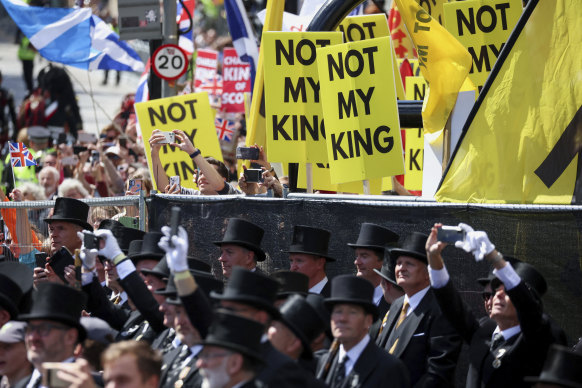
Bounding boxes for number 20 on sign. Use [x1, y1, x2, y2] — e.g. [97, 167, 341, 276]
[152, 44, 189, 81]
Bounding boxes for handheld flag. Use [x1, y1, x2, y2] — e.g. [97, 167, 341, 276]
[177, 0, 195, 54]
[394, 0, 471, 133]
[9, 142, 37, 167]
[134, 59, 150, 104]
[1, 0, 144, 72]
[436, 0, 582, 204]
[215, 117, 235, 142]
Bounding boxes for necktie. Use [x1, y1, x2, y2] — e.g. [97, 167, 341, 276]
[377, 310, 390, 336]
[490, 332, 505, 351]
[113, 294, 121, 305]
[167, 345, 192, 383]
[388, 300, 410, 354]
[332, 356, 348, 388]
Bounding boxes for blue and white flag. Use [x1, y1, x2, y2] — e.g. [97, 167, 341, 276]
[1, 0, 144, 72]
[224, 0, 258, 91]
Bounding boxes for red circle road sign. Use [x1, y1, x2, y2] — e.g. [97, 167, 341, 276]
[152, 44, 189, 81]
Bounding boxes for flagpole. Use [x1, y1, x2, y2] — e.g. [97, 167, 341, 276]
[10, 162, 16, 191]
[306, 163, 313, 194]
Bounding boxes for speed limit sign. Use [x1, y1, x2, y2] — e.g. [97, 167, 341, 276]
[152, 44, 189, 80]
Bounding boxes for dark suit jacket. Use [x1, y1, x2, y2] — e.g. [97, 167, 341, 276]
[160, 346, 202, 388]
[316, 339, 410, 388]
[319, 279, 331, 298]
[377, 289, 462, 387]
[433, 280, 554, 388]
[369, 299, 391, 341]
[118, 270, 165, 333]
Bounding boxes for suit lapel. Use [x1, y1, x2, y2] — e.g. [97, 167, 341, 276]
[342, 341, 378, 388]
[387, 291, 433, 357]
[377, 296, 403, 348]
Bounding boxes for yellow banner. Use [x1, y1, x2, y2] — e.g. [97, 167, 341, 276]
[317, 37, 404, 184]
[436, 0, 582, 204]
[135, 93, 223, 189]
[404, 76, 427, 192]
[297, 163, 383, 194]
[263, 32, 343, 164]
[443, 0, 522, 94]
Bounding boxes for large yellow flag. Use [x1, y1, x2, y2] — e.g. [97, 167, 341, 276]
[394, 0, 472, 133]
[436, 0, 582, 204]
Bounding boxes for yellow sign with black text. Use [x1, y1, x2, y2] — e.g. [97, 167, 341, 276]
[443, 0, 522, 94]
[135, 93, 223, 189]
[317, 37, 404, 184]
[263, 31, 343, 164]
[297, 163, 383, 194]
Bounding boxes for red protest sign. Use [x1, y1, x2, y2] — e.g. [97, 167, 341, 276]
[221, 48, 251, 113]
[194, 49, 218, 90]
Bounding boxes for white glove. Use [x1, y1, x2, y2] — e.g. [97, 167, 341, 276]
[158, 226, 189, 273]
[454, 223, 495, 261]
[94, 229, 123, 260]
[77, 232, 98, 269]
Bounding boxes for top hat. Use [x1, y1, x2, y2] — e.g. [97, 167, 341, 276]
[155, 274, 178, 297]
[129, 232, 165, 263]
[477, 256, 521, 286]
[0, 262, 33, 319]
[167, 270, 224, 304]
[213, 218, 266, 262]
[210, 267, 280, 318]
[44, 198, 92, 231]
[126, 240, 143, 260]
[98, 221, 145, 254]
[201, 311, 265, 363]
[525, 345, 582, 388]
[271, 270, 309, 298]
[491, 261, 547, 297]
[348, 223, 399, 250]
[80, 317, 117, 345]
[286, 225, 334, 261]
[141, 257, 170, 280]
[324, 275, 378, 320]
[373, 248, 401, 288]
[389, 232, 429, 264]
[19, 283, 87, 341]
[278, 294, 327, 359]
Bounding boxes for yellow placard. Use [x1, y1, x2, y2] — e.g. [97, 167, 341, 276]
[317, 37, 404, 184]
[135, 93, 223, 189]
[263, 32, 343, 164]
[443, 0, 522, 94]
[297, 163, 383, 194]
[403, 76, 426, 192]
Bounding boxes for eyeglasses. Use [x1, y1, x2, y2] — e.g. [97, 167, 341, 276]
[26, 323, 70, 336]
[481, 292, 493, 301]
[198, 351, 232, 361]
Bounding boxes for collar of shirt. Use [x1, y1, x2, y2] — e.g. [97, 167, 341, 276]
[26, 369, 41, 388]
[404, 286, 430, 316]
[338, 334, 370, 377]
[184, 344, 203, 365]
[172, 336, 182, 348]
[261, 333, 269, 343]
[373, 284, 383, 306]
[493, 325, 521, 341]
[309, 276, 328, 294]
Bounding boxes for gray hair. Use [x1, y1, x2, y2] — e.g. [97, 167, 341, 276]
[17, 182, 47, 201]
[39, 166, 60, 182]
[58, 178, 90, 199]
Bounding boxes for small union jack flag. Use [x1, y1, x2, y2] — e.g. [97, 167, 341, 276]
[9, 142, 37, 167]
[215, 117, 236, 142]
[197, 75, 223, 96]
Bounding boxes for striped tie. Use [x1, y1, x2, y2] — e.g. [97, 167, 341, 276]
[388, 301, 409, 354]
[377, 310, 390, 336]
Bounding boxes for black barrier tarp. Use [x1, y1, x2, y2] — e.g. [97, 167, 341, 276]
[149, 195, 582, 345]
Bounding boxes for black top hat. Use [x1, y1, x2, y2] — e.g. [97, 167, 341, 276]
[373, 249, 401, 289]
[286, 225, 334, 261]
[271, 270, 309, 298]
[211, 267, 280, 318]
[525, 345, 582, 388]
[348, 223, 399, 250]
[278, 294, 327, 359]
[99, 221, 146, 254]
[477, 256, 521, 286]
[213, 218, 266, 262]
[0, 262, 33, 319]
[126, 240, 143, 260]
[491, 261, 547, 297]
[324, 275, 378, 320]
[19, 283, 87, 341]
[389, 232, 429, 264]
[155, 274, 178, 297]
[44, 198, 92, 231]
[167, 270, 224, 305]
[130, 232, 165, 263]
[141, 257, 170, 279]
[202, 311, 265, 363]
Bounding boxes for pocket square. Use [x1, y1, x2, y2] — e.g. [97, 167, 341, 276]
[413, 332, 426, 337]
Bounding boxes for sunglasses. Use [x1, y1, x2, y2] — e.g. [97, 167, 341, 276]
[481, 291, 493, 301]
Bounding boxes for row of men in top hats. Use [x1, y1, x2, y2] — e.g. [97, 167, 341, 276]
[0, 196, 580, 388]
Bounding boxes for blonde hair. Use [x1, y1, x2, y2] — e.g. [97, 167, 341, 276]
[58, 178, 90, 199]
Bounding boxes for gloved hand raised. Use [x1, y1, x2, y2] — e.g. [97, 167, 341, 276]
[158, 225, 189, 273]
[454, 223, 495, 261]
[93, 229, 123, 261]
[77, 231, 97, 270]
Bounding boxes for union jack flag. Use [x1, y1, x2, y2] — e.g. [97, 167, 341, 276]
[197, 75, 223, 97]
[9, 142, 37, 167]
[215, 117, 236, 142]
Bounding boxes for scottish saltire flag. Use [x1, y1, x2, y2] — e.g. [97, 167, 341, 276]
[1, 0, 144, 72]
[224, 0, 258, 91]
[177, 0, 195, 54]
[9, 142, 37, 167]
[215, 117, 235, 142]
[135, 59, 150, 103]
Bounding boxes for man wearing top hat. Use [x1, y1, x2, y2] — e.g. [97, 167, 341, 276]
[214, 218, 267, 279]
[348, 223, 399, 320]
[287, 225, 334, 297]
[369, 252, 404, 341]
[0, 262, 33, 328]
[377, 232, 462, 388]
[316, 275, 409, 388]
[44, 197, 92, 255]
[19, 282, 87, 388]
[197, 312, 267, 388]
[426, 223, 556, 388]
